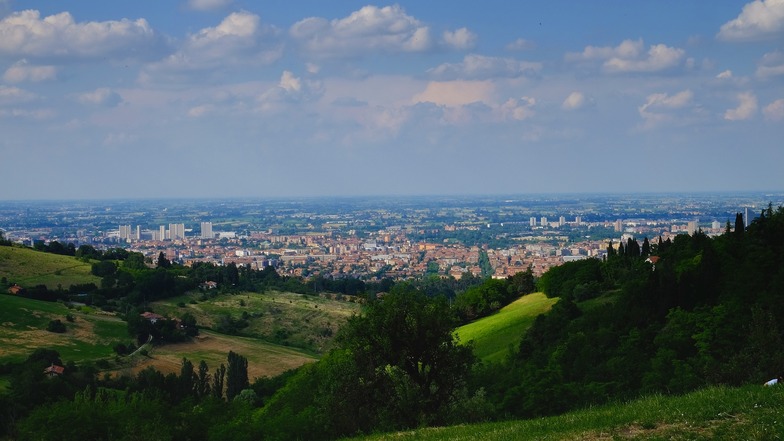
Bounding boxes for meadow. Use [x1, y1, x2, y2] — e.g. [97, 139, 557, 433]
[0, 246, 100, 289]
[0, 294, 126, 364]
[152, 290, 361, 353]
[455, 293, 557, 363]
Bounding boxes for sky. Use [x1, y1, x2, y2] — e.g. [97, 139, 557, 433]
[0, 0, 783, 200]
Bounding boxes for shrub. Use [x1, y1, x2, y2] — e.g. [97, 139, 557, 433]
[47, 319, 66, 333]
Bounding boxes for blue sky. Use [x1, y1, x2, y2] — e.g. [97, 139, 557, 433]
[0, 0, 782, 199]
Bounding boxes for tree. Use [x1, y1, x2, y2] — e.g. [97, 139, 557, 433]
[641, 237, 651, 257]
[226, 351, 249, 401]
[734, 212, 744, 239]
[196, 360, 211, 399]
[156, 252, 171, 269]
[212, 363, 226, 400]
[336, 285, 475, 429]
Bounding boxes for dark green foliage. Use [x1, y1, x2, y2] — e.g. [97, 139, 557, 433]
[258, 284, 476, 439]
[46, 319, 66, 333]
[226, 351, 249, 401]
[496, 205, 784, 419]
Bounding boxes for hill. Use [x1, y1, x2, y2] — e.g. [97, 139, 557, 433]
[455, 292, 557, 363]
[0, 246, 99, 289]
[357, 384, 784, 440]
[0, 294, 126, 364]
[151, 290, 361, 353]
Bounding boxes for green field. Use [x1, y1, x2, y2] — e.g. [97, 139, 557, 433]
[455, 293, 557, 363]
[152, 290, 361, 353]
[0, 246, 100, 289]
[0, 294, 127, 364]
[358, 385, 784, 440]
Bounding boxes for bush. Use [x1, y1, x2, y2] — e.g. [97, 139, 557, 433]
[47, 319, 66, 333]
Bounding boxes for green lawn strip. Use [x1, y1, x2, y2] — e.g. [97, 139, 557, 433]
[356, 385, 784, 440]
[455, 293, 557, 363]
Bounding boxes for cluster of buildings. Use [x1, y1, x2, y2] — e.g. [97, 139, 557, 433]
[110, 215, 726, 282]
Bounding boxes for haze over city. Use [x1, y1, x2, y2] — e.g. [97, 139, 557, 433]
[1, 0, 783, 200]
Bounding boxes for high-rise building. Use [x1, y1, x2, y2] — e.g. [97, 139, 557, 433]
[614, 219, 623, 232]
[201, 222, 213, 239]
[529, 217, 537, 227]
[687, 220, 698, 236]
[169, 223, 185, 240]
[119, 225, 132, 241]
[540, 216, 548, 226]
[159, 225, 166, 241]
[135, 225, 141, 241]
[575, 216, 582, 226]
[559, 216, 566, 227]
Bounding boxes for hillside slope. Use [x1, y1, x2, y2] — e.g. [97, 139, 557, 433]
[455, 292, 557, 363]
[0, 246, 99, 289]
[358, 385, 784, 440]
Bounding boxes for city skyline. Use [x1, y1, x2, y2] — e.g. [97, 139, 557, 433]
[1, 1, 783, 200]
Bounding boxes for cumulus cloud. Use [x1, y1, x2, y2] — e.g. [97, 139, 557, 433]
[562, 91, 587, 110]
[763, 98, 784, 120]
[3, 59, 56, 82]
[257, 70, 324, 111]
[427, 54, 541, 80]
[717, 0, 784, 41]
[566, 38, 685, 73]
[506, 38, 535, 51]
[148, 11, 281, 73]
[498, 96, 536, 121]
[290, 5, 432, 57]
[724, 92, 758, 120]
[187, 0, 233, 11]
[0, 10, 161, 61]
[412, 80, 495, 107]
[76, 88, 123, 107]
[756, 50, 784, 78]
[442, 27, 476, 49]
[638, 89, 694, 127]
[716, 69, 733, 79]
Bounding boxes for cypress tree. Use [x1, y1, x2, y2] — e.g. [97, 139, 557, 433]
[226, 351, 249, 401]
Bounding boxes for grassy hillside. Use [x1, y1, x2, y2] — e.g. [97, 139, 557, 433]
[151, 290, 361, 353]
[0, 246, 100, 289]
[0, 294, 126, 364]
[455, 293, 557, 363]
[358, 385, 784, 440]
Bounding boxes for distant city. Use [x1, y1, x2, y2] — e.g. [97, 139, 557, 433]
[1, 193, 781, 280]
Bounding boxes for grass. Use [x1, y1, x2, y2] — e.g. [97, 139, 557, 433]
[119, 330, 318, 381]
[0, 246, 100, 289]
[357, 385, 784, 440]
[455, 293, 557, 363]
[0, 294, 127, 364]
[151, 290, 361, 353]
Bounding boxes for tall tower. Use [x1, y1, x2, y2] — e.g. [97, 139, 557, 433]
[201, 222, 213, 239]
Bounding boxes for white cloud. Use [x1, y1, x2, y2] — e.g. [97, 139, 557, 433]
[506, 38, 534, 51]
[427, 54, 541, 80]
[412, 80, 495, 107]
[566, 39, 685, 73]
[562, 91, 586, 110]
[498, 96, 536, 121]
[187, 104, 213, 117]
[756, 50, 784, 78]
[716, 69, 733, 79]
[77, 88, 123, 107]
[0, 10, 160, 60]
[147, 11, 281, 73]
[442, 27, 476, 49]
[763, 98, 784, 120]
[717, 0, 784, 41]
[290, 5, 433, 57]
[638, 89, 694, 127]
[187, 0, 233, 11]
[3, 59, 56, 82]
[0, 85, 37, 104]
[257, 70, 324, 111]
[724, 92, 758, 120]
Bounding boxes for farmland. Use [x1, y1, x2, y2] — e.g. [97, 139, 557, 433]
[0, 246, 100, 289]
